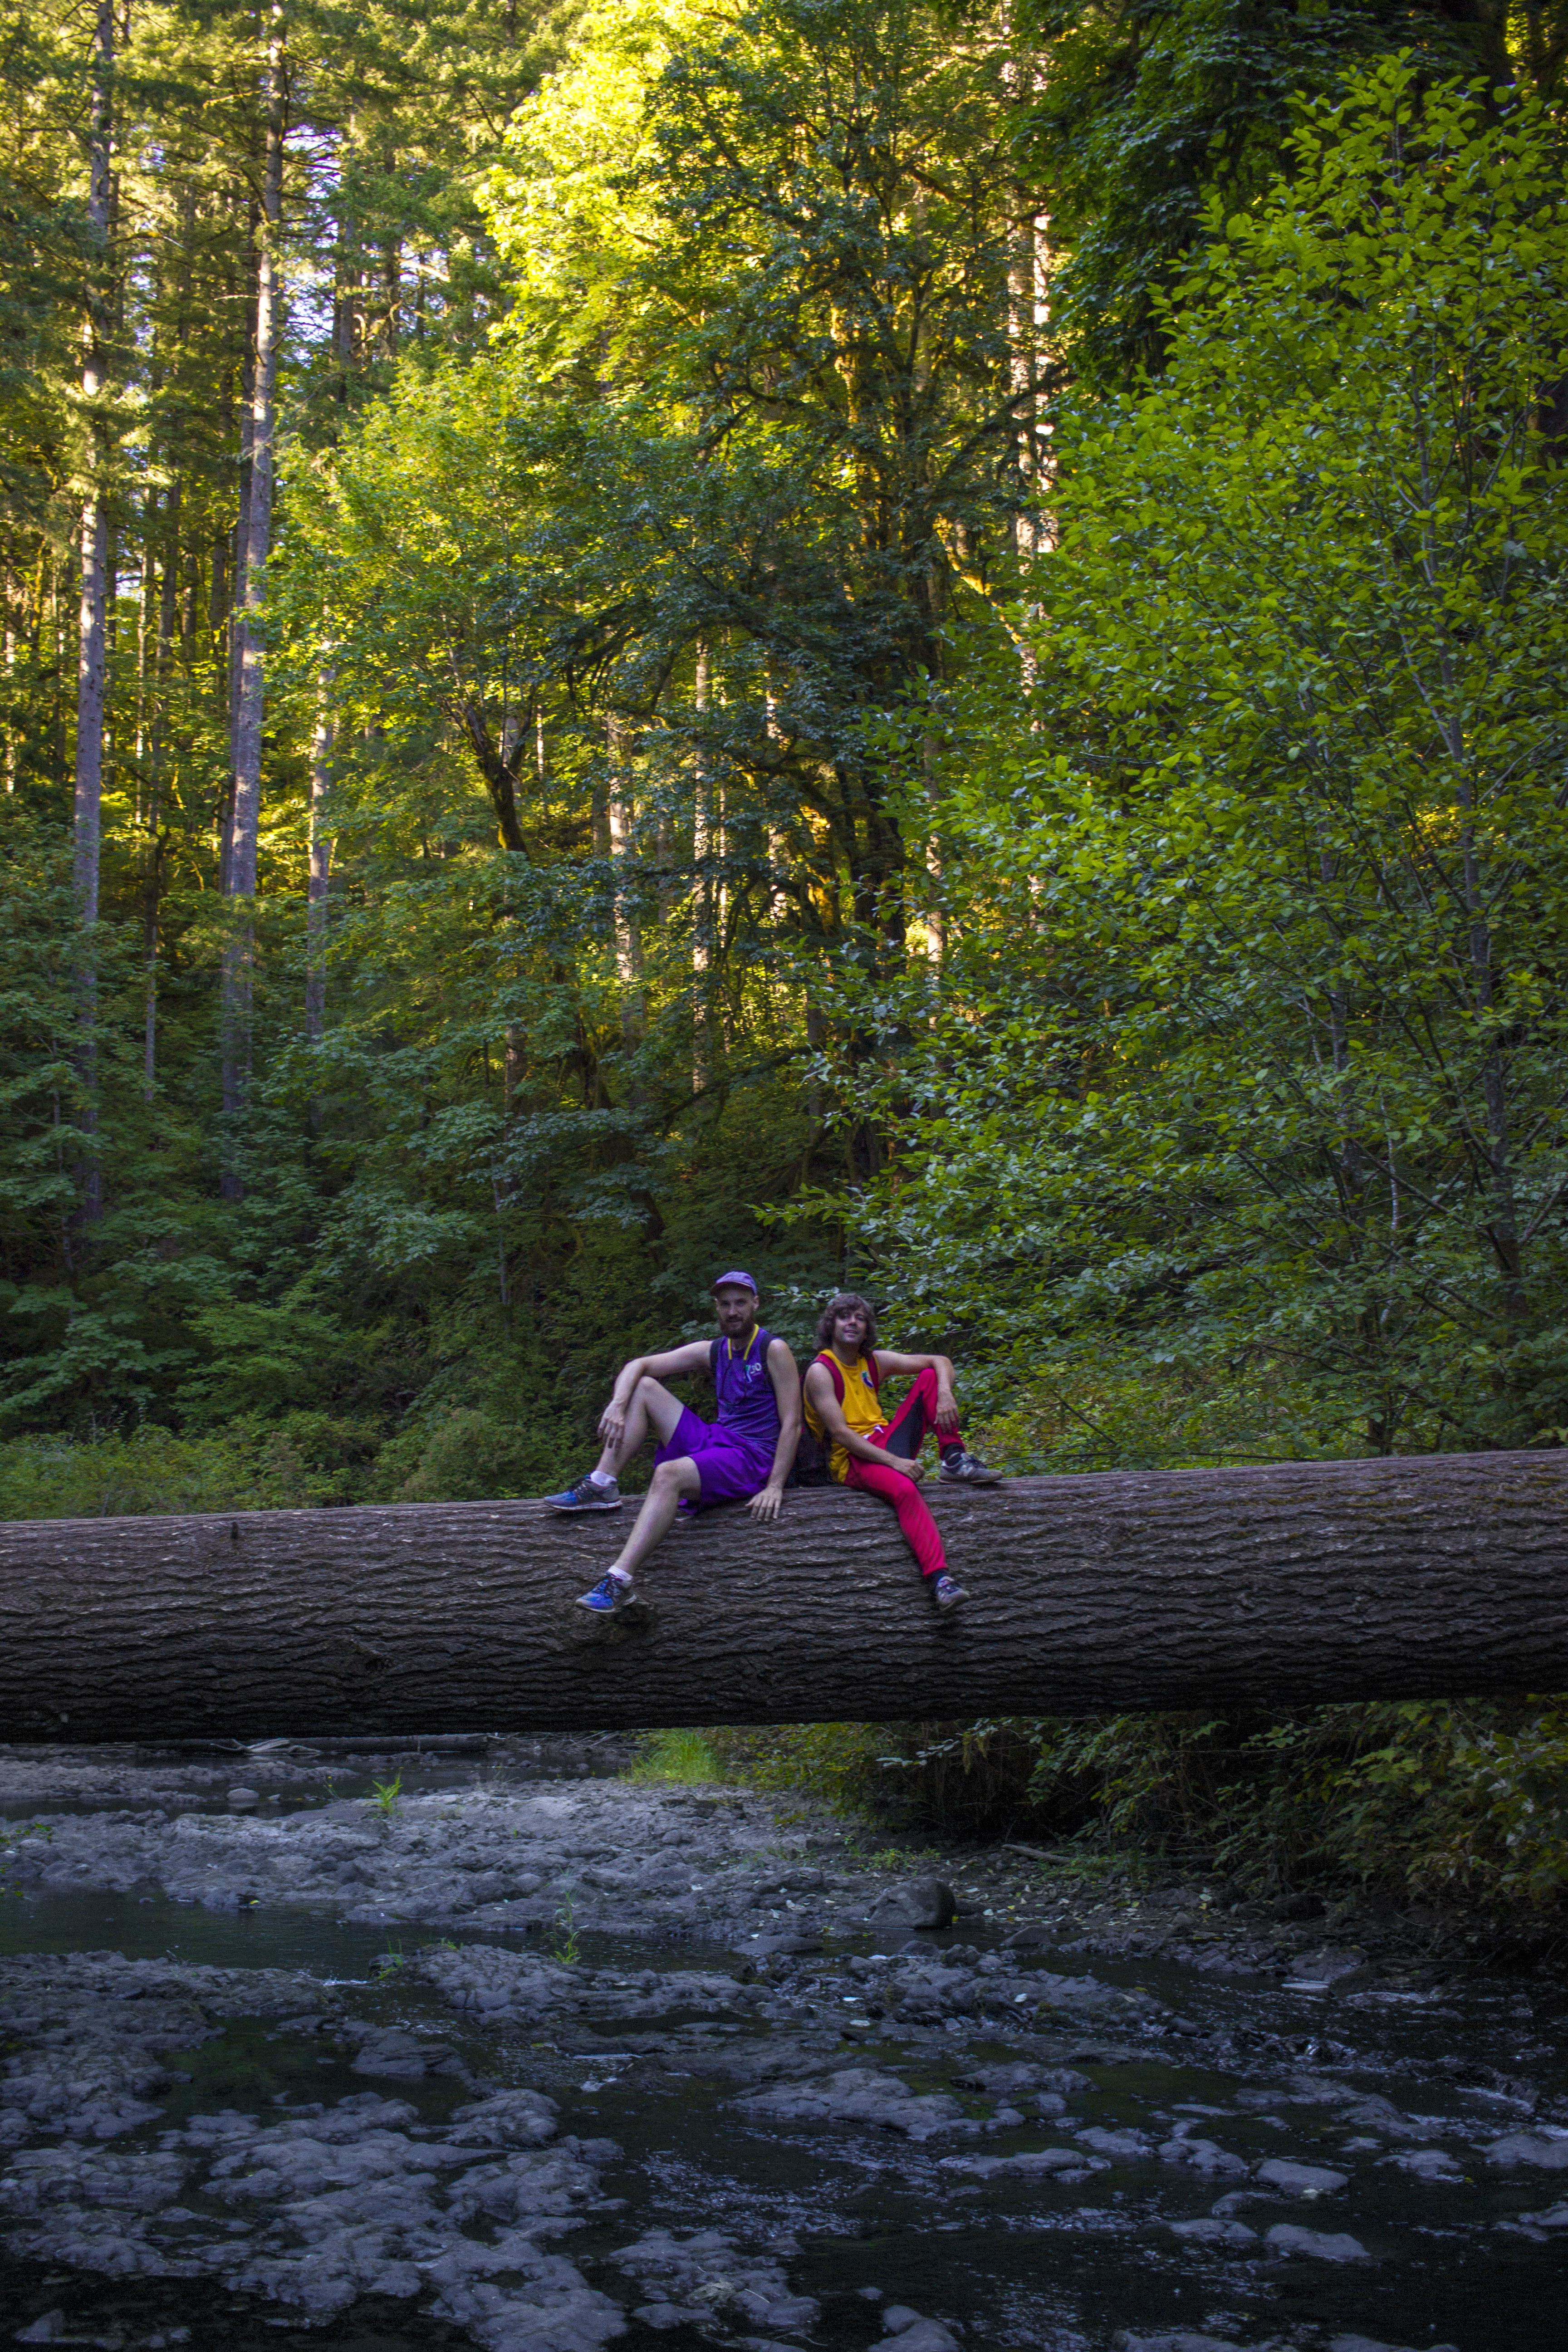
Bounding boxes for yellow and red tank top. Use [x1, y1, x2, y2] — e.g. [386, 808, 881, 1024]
[802, 1347, 883, 1483]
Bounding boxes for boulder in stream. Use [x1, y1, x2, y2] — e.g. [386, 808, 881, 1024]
[870, 1876, 956, 1929]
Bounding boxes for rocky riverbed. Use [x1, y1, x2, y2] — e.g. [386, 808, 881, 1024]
[1, 1736, 1563, 2352]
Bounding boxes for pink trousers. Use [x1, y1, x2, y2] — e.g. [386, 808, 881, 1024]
[842, 1366, 960, 1581]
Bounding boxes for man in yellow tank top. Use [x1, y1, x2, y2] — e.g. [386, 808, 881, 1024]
[802, 1292, 1001, 1611]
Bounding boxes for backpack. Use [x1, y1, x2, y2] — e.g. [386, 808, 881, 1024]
[791, 1347, 879, 1487]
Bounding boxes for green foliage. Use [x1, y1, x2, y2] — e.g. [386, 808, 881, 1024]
[976, 1350, 1333, 1473]
[549, 1891, 581, 1963]
[625, 1728, 724, 1782]
[721, 1700, 1568, 1913]
[710, 1721, 896, 1813]
[0, 1424, 331, 1519]
[813, 65, 1568, 1460]
[0, 1818, 51, 1899]
[370, 1772, 404, 1821]
[713, 1717, 1046, 1835]
[1025, 1700, 1568, 1911]
[1020, 0, 1540, 385]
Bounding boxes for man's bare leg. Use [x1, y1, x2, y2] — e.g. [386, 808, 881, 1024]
[610, 1454, 703, 1583]
[593, 1375, 686, 1479]
[575, 1385, 704, 1608]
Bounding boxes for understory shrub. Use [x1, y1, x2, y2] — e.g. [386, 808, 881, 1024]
[0, 1426, 333, 1518]
[716, 1701, 1568, 1915]
[710, 1719, 1045, 1838]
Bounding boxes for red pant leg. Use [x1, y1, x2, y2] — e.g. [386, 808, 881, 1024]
[880, 1365, 961, 1461]
[844, 1450, 947, 1579]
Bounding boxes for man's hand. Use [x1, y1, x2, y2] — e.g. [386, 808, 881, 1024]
[747, 1482, 786, 1523]
[597, 1397, 628, 1450]
[899, 1455, 926, 1483]
[934, 1385, 960, 1436]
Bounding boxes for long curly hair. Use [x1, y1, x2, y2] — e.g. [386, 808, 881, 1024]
[815, 1292, 878, 1351]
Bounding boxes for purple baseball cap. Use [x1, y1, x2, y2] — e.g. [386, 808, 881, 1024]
[711, 1269, 759, 1295]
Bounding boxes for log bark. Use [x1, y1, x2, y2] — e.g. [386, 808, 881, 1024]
[1, 1452, 1566, 1744]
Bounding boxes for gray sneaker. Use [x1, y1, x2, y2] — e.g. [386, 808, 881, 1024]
[547, 1472, 621, 1511]
[939, 1451, 1002, 1485]
[932, 1573, 969, 1612]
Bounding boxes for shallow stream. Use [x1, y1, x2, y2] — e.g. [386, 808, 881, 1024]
[1, 1740, 1562, 2352]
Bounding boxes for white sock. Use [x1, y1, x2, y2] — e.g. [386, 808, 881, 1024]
[588, 1468, 615, 1487]
[609, 1565, 632, 1585]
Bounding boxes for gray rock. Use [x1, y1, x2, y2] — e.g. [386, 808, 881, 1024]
[1076, 2125, 1152, 2157]
[1286, 1945, 1364, 1982]
[1158, 2136, 1248, 2177]
[870, 1877, 957, 1929]
[0, 2145, 186, 2218]
[953, 2061, 1049, 2098]
[1328, 2338, 1461, 2352]
[877, 2323, 960, 2352]
[226, 1786, 260, 1806]
[1169, 2217, 1258, 2246]
[738, 2067, 969, 2141]
[446, 2089, 560, 2149]
[1486, 2129, 1568, 2168]
[346, 2024, 464, 2080]
[1030, 1973, 1162, 2022]
[1515, 2201, 1568, 2230]
[1387, 2145, 1462, 2180]
[941, 2146, 1104, 2180]
[1265, 2222, 1368, 2261]
[1117, 2334, 1254, 2351]
[608, 2225, 818, 2341]
[1256, 2156, 1348, 2195]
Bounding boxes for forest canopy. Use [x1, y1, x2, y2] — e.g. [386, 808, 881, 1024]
[2, 0, 1567, 1509]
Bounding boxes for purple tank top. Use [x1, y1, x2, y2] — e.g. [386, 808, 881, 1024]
[712, 1327, 781, 1455]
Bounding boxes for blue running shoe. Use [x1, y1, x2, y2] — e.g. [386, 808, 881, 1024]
[932, 1573, 969, 1612]
[547, 1472, 621, 1512]
[577, 1572, 637, 1613]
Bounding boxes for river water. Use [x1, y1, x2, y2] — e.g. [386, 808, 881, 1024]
[0, 1739, 1563, 2352]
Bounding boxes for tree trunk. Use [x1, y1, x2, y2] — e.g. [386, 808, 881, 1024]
[221, 7, 286, 1200]
[606, 713, 643, 1044]
[226, 201, 260, 798]
[692, 642, 719, 1086]
[1, 1452, 1565, 1743]
[72, 0, 115, 1227]
[2, 548, 16, 793]
[142, 479, 179, 1106]
[305, 679, 333, 1045]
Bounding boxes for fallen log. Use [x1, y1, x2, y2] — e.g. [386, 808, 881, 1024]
[0, 1451, 1564, 1742]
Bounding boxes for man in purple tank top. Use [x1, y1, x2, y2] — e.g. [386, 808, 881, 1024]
[545, 1271, 801, 1612]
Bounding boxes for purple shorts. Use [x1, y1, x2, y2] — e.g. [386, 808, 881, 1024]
[655, 1406, 774, 1512]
